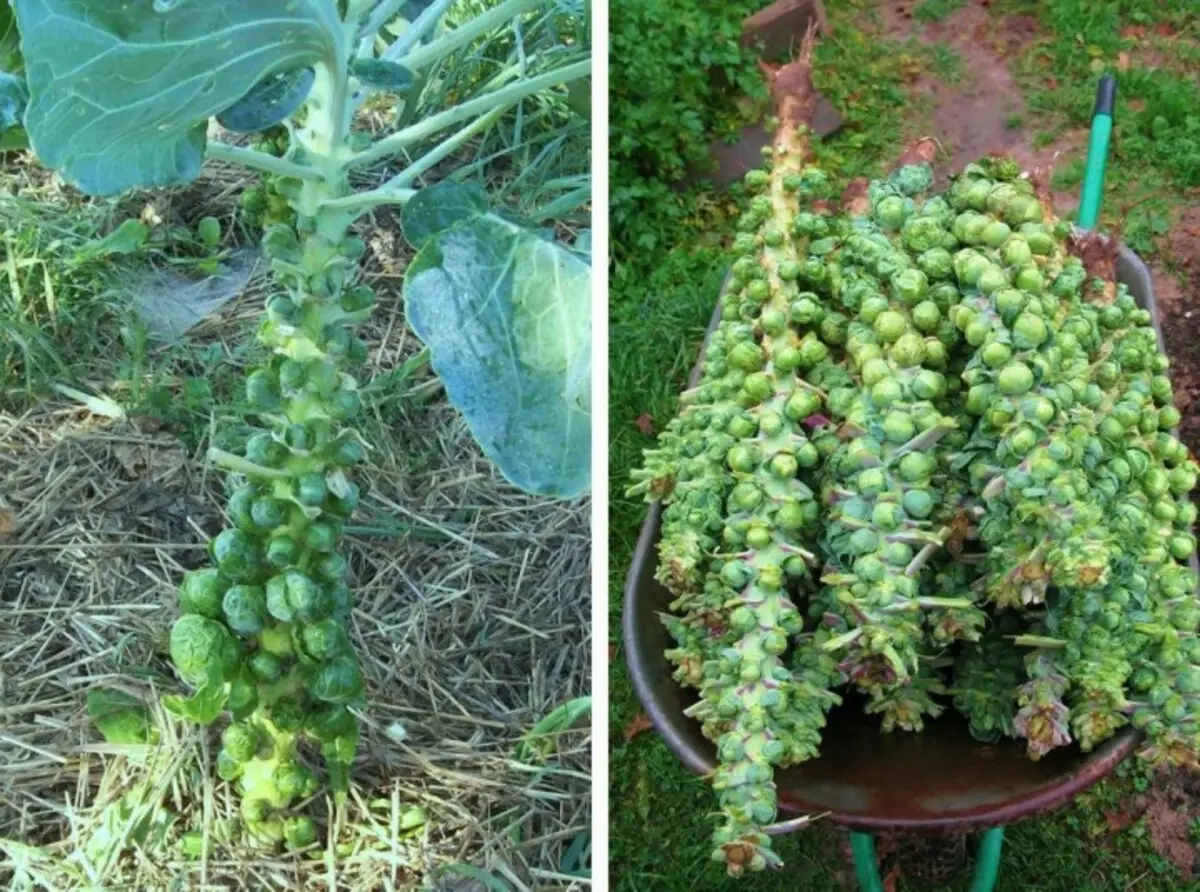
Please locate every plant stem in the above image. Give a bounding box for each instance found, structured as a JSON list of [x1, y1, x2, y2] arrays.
[[382, 105, 507, 191], [379, 0, 464, 63], [346, 59, 590, 170], [399, 0, 541, 71], [206, 142, 318, 180]]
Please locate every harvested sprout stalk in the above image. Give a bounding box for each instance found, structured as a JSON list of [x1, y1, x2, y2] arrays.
[[632, 58, 1199, 881]]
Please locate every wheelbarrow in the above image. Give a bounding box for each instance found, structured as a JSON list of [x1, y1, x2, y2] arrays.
[[623, 240, 1162, 890]]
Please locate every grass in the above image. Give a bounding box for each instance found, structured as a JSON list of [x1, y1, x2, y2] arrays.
[[914, 0, 966, 24], [608, 0, 1200, 889]]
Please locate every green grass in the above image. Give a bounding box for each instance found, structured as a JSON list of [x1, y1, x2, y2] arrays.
[[914, 0, 966, 23], [931, 43, 966, 85], [608, 0, 1200, 888], [0, 191, 252, 436]]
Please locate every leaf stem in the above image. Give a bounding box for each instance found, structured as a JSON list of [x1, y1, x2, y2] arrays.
[[392, 0, 540, 70], [207, 448, 291, 480], [206, 142, 318, 180], [346, 59, 590, 170], [382, 105, 507, 191], [357, 0, 407, 50], [320, 186, 417, 214], [382, 0, 458, 61]]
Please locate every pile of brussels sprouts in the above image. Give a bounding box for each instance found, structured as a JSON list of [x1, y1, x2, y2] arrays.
[[631, 146, 1199, 874]]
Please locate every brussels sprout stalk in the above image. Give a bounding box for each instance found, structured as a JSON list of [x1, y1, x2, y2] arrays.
[[631, 79, 1199, 878], [155, 2, 587, 851]]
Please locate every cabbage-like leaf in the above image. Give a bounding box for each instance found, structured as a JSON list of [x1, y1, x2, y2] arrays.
[[11, 0, 341, 195], [162, 671, 228, 725], [87, 689, 157, 744], [0, 3, 21, 72], [217, 68, 316, 134], [401, 180, 488, 249], [404, 215, 591, 498]]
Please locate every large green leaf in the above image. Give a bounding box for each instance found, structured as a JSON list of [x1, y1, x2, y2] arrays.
[[12, 0, 341, 195], [404, 215, 590, 499]]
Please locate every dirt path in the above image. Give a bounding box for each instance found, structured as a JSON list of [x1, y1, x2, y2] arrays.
[[874, 2, 1085, 209]]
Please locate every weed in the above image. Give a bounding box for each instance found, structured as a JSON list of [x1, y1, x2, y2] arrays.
[[931, 43, 966, 85], [914, 0, 966, 24]]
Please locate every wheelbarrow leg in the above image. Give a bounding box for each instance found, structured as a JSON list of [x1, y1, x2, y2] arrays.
[[970, 827, 1005, 892], [849, 831, 883, 892]]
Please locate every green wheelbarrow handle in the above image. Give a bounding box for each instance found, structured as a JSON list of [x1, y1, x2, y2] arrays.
[[849, 827, 1006, 892]]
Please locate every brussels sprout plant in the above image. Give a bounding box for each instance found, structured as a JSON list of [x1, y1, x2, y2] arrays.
[[631, 49, 1198, 875], [3, 0, 589, 850]]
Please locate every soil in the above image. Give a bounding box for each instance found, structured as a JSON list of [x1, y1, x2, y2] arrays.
[[1100, 766, 1200, 877], [1155, 205, 1200, 456]]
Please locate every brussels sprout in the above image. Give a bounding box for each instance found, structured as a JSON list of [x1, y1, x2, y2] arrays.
[[223, 724, 259, 763], [248, 650, 284, 683], [223, 585, 268, 636], [251, 497, 289, 530], [891, 333, 926, 368], [227, 486, 260, 532], [997, 362, 1034, 395], [294, 473, 328, 506], [180, 568, 226, 618], [242, 798, 274, 826], [245, 432, 287, 467], [211, 529, 260, 580], [266, 534, 301, 569], [310, 656, 365, 704], [217, 749, 245, 782], [912, 301, 941, 333], [170, 615, 241, 686], [902, 488, 934, 519], [246, 369, 283, 412], [301, 619, 348, 661], [228, 673, 259, 720], [303, 522, 340, 552]]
